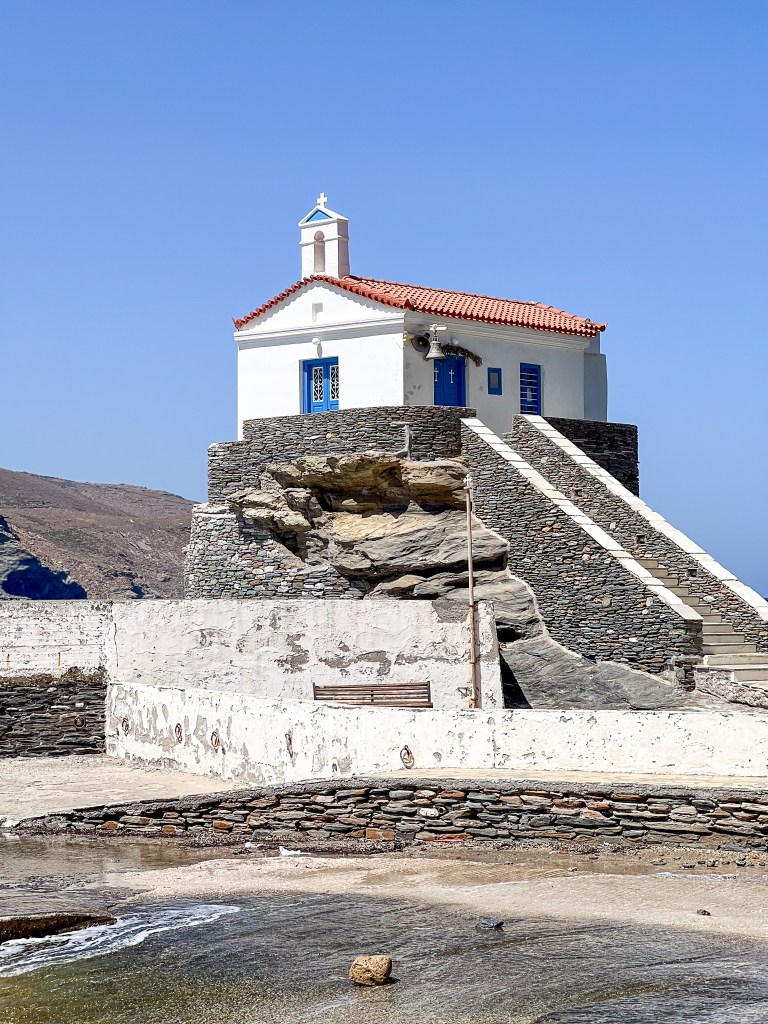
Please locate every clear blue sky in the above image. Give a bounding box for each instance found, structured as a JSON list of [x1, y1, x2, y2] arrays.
[[1, 1, 766, 595]]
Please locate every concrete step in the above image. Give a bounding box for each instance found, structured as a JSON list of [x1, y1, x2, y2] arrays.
[[704, 630, 745, 647], [732, 667, 768, 683], [706, 652, 768, 667], [701, 623, 738, 637], [667, 586, 705, 601], [703, 641, 757, 655], [703, 635, 745, 649], [636, 558, 661, 569]]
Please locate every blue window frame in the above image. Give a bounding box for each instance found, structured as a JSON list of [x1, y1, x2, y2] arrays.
[[487, 367, 503, 395], [302, 357, 339, 414], [520, 363, 541, 414]]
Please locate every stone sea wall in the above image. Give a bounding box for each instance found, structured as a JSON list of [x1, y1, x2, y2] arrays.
[[23, 775, 768, 850], [510, 415, 768, 651], [0, 671, 106, 757]]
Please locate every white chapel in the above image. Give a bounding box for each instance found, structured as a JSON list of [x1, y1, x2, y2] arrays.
[[234, 195, 608, 437]]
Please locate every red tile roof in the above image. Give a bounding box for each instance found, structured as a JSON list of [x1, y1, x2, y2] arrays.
[[233, 275, 605, 337]]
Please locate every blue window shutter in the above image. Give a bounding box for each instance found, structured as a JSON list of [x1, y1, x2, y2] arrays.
[[487, 367, 502, 395], [519, 363, 541, 414], [302, 358, 339, 413]]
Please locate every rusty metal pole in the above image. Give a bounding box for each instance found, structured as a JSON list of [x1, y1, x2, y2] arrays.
[[465, 473, 479, 709]]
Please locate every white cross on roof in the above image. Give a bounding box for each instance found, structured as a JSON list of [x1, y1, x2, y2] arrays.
[[316, 192, 328, 208]]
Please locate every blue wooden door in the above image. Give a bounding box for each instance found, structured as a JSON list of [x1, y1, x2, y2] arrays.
[[303, 358, 339, 413], [433, 355, 465, 407]]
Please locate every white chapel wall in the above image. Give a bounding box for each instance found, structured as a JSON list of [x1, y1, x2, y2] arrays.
[[402, 320, 588, 435], [235, 285, 407, 432], [583, 350, 608, 421]]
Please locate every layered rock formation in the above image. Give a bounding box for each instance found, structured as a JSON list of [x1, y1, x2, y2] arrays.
[[217, 452, 685, 710]]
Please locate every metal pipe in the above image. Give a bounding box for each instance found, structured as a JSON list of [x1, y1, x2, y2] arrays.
[[465, 473, 479, 709]]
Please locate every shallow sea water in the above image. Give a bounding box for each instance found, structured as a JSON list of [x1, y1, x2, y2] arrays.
[[2, 837, 768, 1023], [2, 891, 768, 1024]]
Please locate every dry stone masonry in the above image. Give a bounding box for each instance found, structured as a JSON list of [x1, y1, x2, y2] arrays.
[[23, 776, 768, 850], [509, 415, 768, 653], [461, 422, 702, 676], [0, 670, 106, 757], [546, 417, 639, 495], [208, 405, 474, 503], [186, 406, 708, 691]]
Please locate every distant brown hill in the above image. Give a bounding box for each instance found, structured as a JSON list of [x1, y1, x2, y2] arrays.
[[0, 468, 195, 600]]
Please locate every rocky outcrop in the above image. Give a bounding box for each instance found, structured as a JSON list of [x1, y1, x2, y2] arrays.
[[0, 516, 86, 599], [221, 452, 686, 710], [500, 638, 681, 710], [0, 912, 116, 944], [267, 453, 467, 509], [315, 511, 507, 579]]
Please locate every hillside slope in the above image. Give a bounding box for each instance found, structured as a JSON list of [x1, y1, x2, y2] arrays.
[[0, 468, 195, 599]]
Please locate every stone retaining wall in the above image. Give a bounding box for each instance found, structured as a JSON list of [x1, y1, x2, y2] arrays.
[[462, 421, 701, 674], [23, 775, 768, 850], [209, 406, 474, 503], [510, 416, 768, 651], [183, 508, 362, 600], [0, 671, 106, 757], [546, 417, 639, 495]]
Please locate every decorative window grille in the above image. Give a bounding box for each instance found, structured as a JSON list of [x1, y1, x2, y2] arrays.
[[312, 364, 324, 404], [520, 363, 541, 415], [329, 362, 339, 402]]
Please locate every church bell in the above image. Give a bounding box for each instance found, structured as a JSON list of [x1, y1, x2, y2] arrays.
[[425, 325, 446, 360]]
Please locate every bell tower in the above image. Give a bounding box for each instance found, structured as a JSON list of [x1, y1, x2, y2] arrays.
[[298, 193, 350, 279]]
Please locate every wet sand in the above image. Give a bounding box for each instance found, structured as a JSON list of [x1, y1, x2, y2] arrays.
[[112, 847, 768, 941]]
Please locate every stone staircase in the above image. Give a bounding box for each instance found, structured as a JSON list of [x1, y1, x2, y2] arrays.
[[637, 556, 768, 706]]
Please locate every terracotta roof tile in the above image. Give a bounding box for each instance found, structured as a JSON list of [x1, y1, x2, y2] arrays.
[[234, 275, 605, 338]]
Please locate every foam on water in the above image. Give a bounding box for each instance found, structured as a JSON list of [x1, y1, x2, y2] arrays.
[[0, 902, 240, 978]]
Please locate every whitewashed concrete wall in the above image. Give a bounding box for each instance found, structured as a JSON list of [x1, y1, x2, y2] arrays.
[[0, 601, 112, 677], [107, 688, 768, 784], [110, 599, 501, 711]]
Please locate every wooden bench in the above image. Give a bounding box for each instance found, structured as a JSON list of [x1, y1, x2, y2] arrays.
[[312, 682, 432, 708]]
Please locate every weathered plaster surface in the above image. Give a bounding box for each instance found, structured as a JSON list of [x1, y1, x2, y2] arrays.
[[109, 599, 501, 710], [107, 686, 768, 785], [0, 601, 112, 678]]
